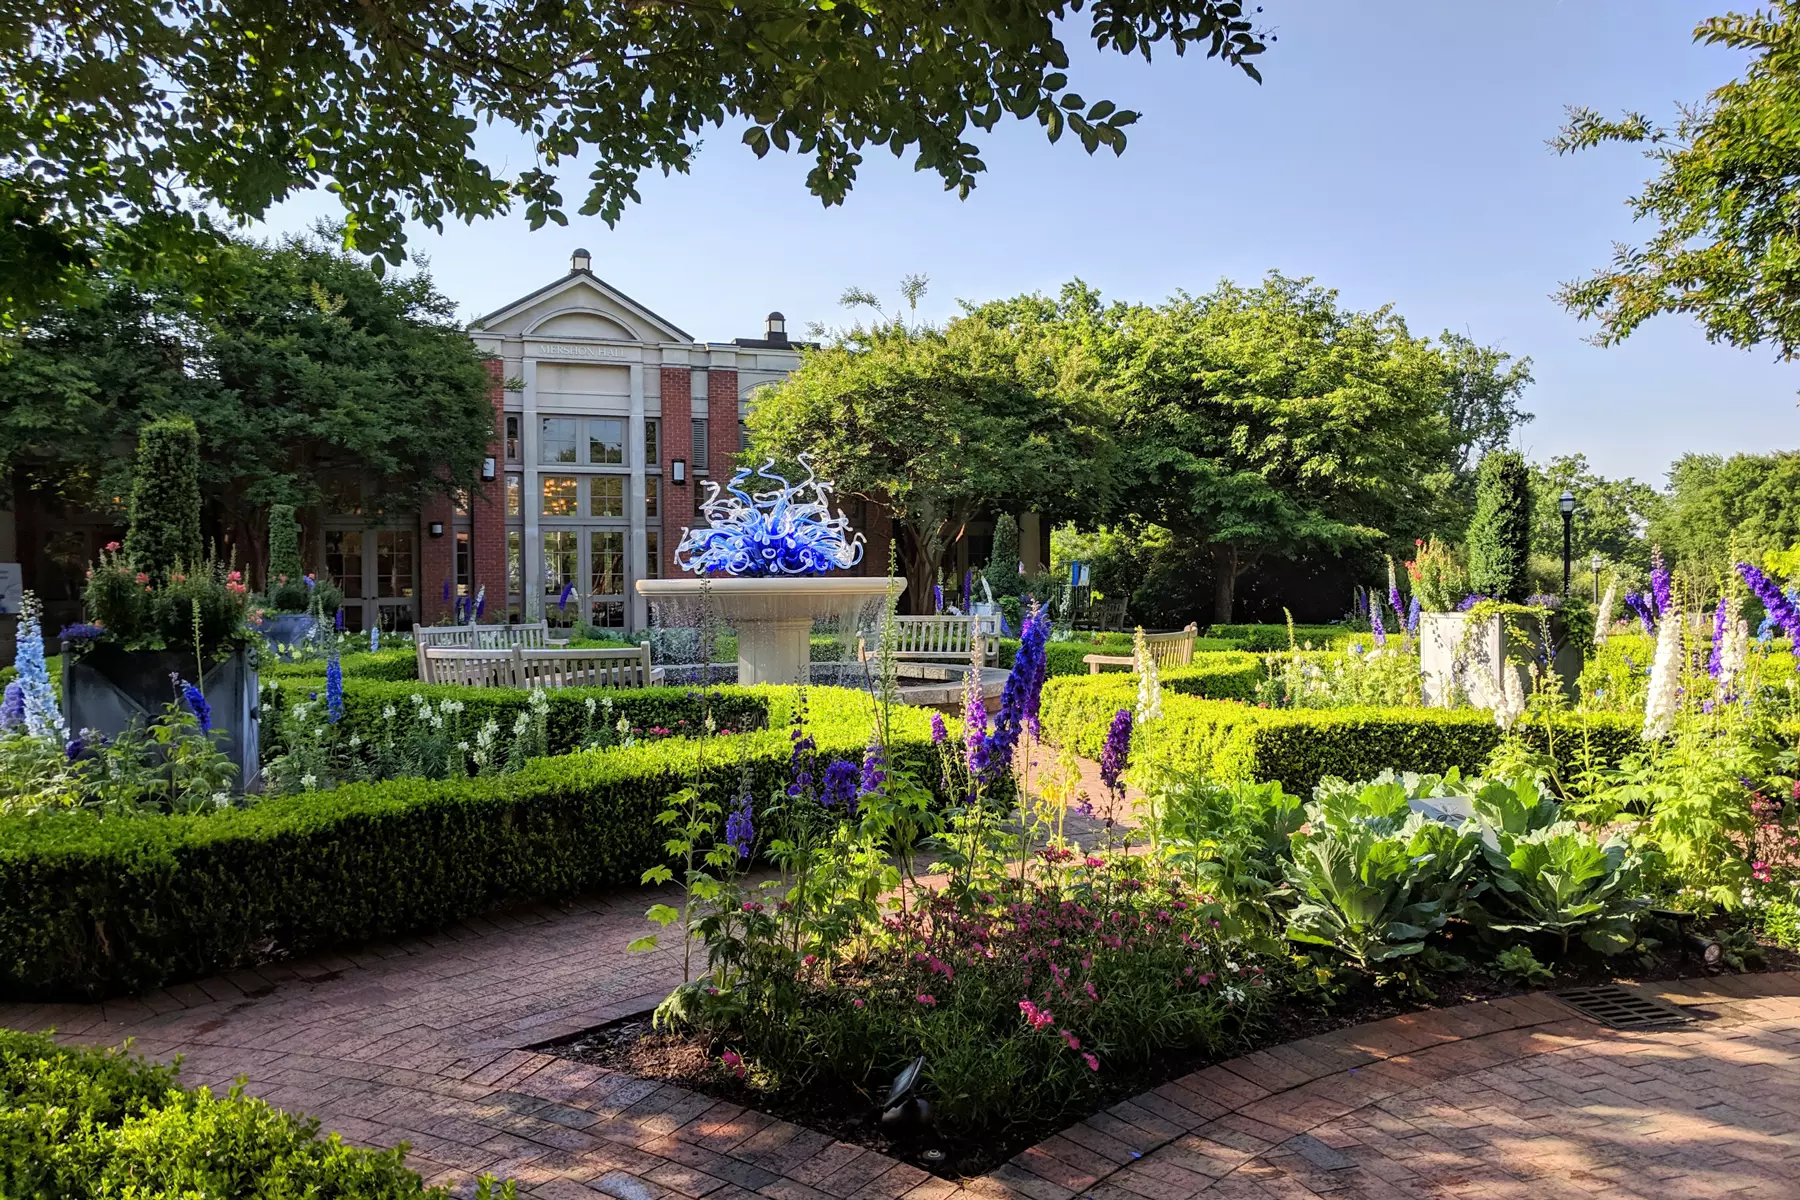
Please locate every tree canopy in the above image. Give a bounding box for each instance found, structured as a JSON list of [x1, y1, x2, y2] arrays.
[[1556, 1, 1800, 357], [0, 231, 494, 574], [1650, 450, 1800, 574], [1528, 454, 1660, 577], [0, 0, 1267, 328], [745, 306, 1112, 608]]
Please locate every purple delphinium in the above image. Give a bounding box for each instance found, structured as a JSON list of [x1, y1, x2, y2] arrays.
[[930, 712, 948, 744], [0, 682, 23, 730], [962, 570, 972, 610], [334, 606, 345, 633], [1709, 593, 1730, 679], [933, 583, 943, 613], [442, 580, 452, 604], [1737, 563, 1800, 643], [64, 736, 84, 761], [1624, 592, 1655, 634], [1406, 594, 1421, 636], [558, 583, 575, 612], [325, 651, 344, 724], [821, 758, 859, 809], [724, 786, 754, 859], [1650, 549, 1671, 619], [57, 622, 105, 646], [964, 688, 991, 783], [1389, 580, 1404, 623], [475, 589, 487, 619], [859, 734, 886, 797], [1099, 709, 1132, 797], [786, 724, 817, 799], [990, 606, 1049, 772], [1456, 594, 1489, 612], [1370, 603, 1387, 649], [180, 679, 212, 734]]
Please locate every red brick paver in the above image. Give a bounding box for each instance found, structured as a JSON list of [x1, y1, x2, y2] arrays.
[[3, 888, 1797, 1199]]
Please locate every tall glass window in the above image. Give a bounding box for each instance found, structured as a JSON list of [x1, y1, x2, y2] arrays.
[[644, 418, 660, 466], [540, 418, 578, 463], [506, 473, 522, 517], [454, 530, 472, 596], [375, 531, 415, 598], [645, 530, 661, 579], [507, 530, 523, 595], [542, 530, 578, 592], [691, 418, 709, 471], [505, 414, 521, 462], [325, 531, 364, 598], [588, 417, 625, 465], [541, 476, 578, 516], [644, 476, 660, 520], [589, 476, 625, 518]]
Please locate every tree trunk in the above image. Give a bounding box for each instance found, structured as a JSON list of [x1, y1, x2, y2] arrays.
[[1211, 543, 1238, 625], [901, 524, 941, 616]]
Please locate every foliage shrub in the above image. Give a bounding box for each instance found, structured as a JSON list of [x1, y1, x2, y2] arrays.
[[1205, 624, 1361, 651], [1466, 450, 1533, 601], [262, 647, 421, 683], [0, 1029, 490, 1198], [82, 547, 252, 656], [0, 687, 946, 1000], [264, 503, 311, 612], [122, 417, 204, 582], [1042, 673, 1639, 795]]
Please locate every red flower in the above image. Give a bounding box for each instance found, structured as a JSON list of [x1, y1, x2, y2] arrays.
[[916, 993, 936, 1006]]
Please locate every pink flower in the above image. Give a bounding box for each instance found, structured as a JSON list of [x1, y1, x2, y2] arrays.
[[1019, 999, 1055, 1030], [1082, 1053, 1099, 1072], [1084, 856, 1104, 869], [802, 954, 817, 967], [1061, 1030, 1081, 1051], [916, 994, 936, 1006], [104, 541, 120, 552], [1753, 861, 1773, 884], [720, 1050, 746, 1079], [852, 997, 866, 1008]]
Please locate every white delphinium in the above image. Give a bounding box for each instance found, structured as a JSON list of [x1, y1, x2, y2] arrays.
[[1717, 604, 1750, 705], [1133, 626, 1162, 725], [1493, 663, 1527, 730], [1642, 606, 1685, 740], [1595, 576, 1618, 644]]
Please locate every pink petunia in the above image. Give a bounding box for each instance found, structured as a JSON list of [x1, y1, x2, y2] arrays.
[[1083, 1052, 1099, 1071], [1062, 1030, 1081, 1051]]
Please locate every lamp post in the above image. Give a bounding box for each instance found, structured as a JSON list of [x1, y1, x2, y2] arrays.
[[1591, 552, 1604, 605], [1559, 490, 1576, 595]]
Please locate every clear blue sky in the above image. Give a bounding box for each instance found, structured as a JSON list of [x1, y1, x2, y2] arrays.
[[260, 0, 1793, 488]]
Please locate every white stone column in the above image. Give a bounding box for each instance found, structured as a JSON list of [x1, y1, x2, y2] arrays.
[[627, 362, 648, 631], [521, 359, 541, 620]]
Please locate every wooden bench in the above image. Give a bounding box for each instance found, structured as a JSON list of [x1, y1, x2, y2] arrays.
[[1085, 624, 1198, 674], [414, 621, 562, 679], [419, 644, 658, 689], [1078, 597, 1128, 632], [861, 615, 998, 666]]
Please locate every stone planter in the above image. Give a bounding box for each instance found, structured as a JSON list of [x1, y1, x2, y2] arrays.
[[252, 612, 319, 661], [1419, 610, 1583, 709], [61, 645, 260, 789]]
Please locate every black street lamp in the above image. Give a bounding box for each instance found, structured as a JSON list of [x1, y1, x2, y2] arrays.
[[1559, 490, 1576, 595]]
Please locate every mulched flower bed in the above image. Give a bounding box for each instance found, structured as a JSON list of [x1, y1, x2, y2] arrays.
[[540, 931, 1797, 1180]]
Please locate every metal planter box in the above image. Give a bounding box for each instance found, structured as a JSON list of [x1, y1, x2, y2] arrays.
[[61, 645, 260, 789], [1419, 610, 1583, 709]]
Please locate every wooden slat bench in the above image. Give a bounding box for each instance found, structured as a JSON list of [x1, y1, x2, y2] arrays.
[[861, 615, 998, 666], [418, 644, 659, 688], [1084, 624, 1198, 674]]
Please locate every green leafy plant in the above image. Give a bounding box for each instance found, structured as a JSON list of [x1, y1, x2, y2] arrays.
[[1474, 823, 1644, 955], [1490, 943, 1554, 985], [1466, 449, 1533, 601], [122, 416, 203, 583]]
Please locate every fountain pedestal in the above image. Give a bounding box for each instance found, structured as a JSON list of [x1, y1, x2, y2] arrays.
[[638, 576, 905, 686]]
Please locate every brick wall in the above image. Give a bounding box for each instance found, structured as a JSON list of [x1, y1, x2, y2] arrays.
[[658, 367, 693, 578], [471, 358, 509, 617], [419, 493, 455, 624], [707, 368, 739, 483]]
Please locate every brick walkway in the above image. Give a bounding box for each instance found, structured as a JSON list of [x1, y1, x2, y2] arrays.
[[2, 891, 1797, 1199]]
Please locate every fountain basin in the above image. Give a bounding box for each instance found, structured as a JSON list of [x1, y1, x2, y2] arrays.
[[637, 576, 905, 685]]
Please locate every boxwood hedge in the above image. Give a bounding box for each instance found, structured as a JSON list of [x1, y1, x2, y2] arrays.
[[0, 1028, 457, 1197], [0, 687, 944, 1001], [1042, 672, 1639, 795]]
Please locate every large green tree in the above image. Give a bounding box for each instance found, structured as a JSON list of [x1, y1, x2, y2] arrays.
[[746, 310, 1112, 608], [990, 276, 1459, 623], [0, 231, 494, 577], [1528, 454, 1660, 577], [1556, 1, 1800, 357], [0, 0, 1267, 328], [1650, 450, 1800, 572]]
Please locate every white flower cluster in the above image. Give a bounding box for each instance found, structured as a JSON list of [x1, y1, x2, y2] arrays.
[[1133, 626, 1162, 725], [1642, 607, 1685, 740]]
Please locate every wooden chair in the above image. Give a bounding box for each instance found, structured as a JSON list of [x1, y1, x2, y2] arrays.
[[1084, 624, 1198, 674], [514, 646, 656, 689], [862, 615, 997, 666]]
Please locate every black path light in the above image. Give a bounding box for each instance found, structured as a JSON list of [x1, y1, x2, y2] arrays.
[[1560, 490, 1577, 595], [879, 1055, 933, 1134]]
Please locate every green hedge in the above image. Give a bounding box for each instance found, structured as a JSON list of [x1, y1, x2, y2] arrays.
[[1205, 623, 1363, 651], [995, 637, 1245, 677], [262, 647, 421, 682], [0, 687, 946, 1001], [1042, 673, 1639, 796], [0, 1028, 455, 1197], [262, 678, 772, 760]]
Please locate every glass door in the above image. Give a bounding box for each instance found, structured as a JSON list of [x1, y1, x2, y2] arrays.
[[588, 529, 626, 629], [542, 529, 580, 631]]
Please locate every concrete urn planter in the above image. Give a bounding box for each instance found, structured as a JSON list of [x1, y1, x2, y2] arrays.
[[1419, 609, 1584, 709]]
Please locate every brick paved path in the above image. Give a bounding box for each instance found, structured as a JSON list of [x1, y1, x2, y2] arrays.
[[2, 887, 1796, 1199]]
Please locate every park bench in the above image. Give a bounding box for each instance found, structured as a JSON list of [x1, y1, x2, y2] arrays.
[[418, 644, 657, 688], [1084, 624, 1199, 674], [861, 614, 999, 666]]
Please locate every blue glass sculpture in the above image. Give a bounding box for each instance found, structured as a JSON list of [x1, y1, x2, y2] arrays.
[[675, 456, 865, 576]]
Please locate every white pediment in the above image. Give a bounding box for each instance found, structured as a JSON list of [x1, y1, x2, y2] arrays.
[[471, 273, 691, 343]]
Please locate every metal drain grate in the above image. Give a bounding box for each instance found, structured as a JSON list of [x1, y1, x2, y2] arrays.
[[1555, 985, 1694, 1029]]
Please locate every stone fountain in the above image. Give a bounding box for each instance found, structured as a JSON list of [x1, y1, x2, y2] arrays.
[[636, 458, 905, 685]]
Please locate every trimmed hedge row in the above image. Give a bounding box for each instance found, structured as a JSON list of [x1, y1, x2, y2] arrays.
[[0, 1029, 451, 1197], [0, 686, 943, 1001], [263, 678, 773, 759], [1042, 672, 1639, 796], [1206, 623, 1363, 651], [262, 647, 420, 681]]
